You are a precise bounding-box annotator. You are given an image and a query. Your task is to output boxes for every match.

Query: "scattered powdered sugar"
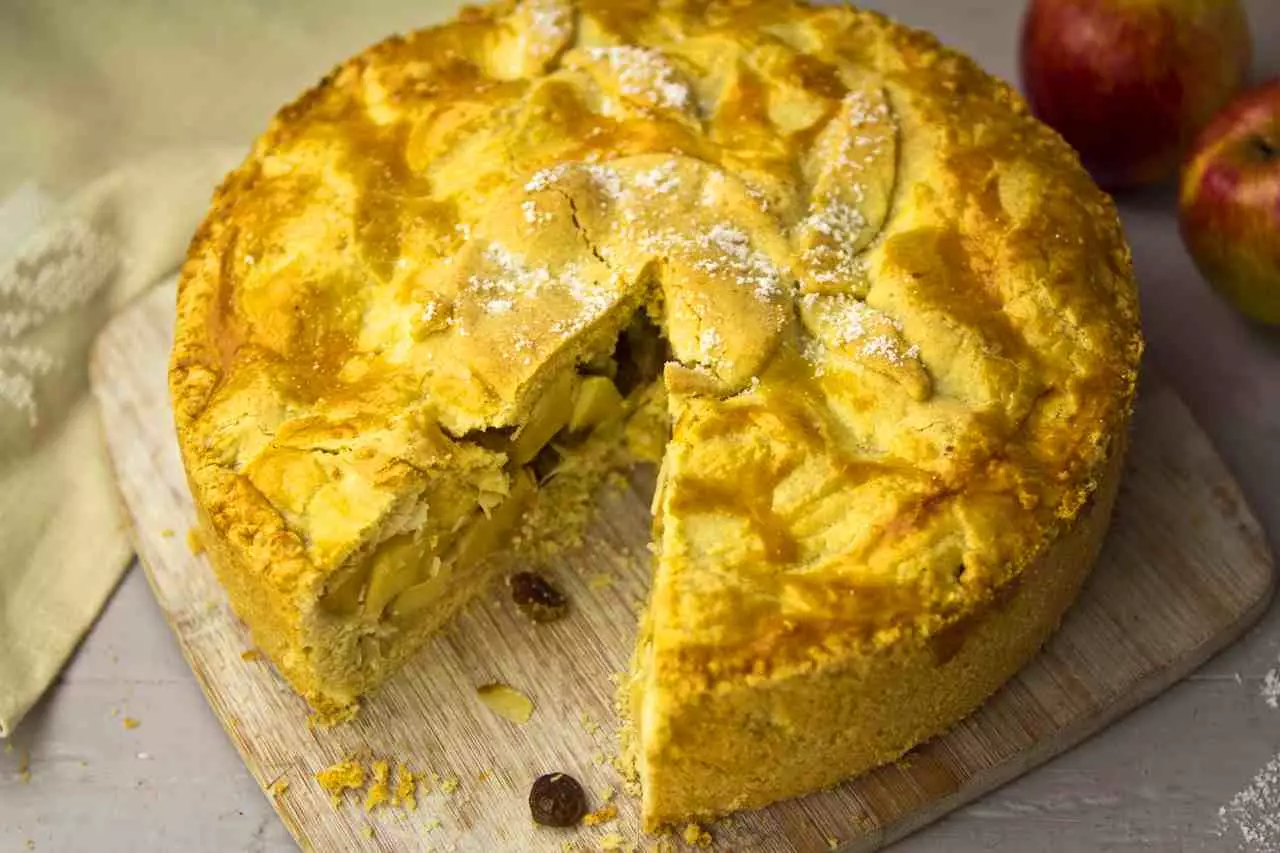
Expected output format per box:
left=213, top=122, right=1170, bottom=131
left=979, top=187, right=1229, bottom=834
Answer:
left=800, top=292, right=918, bottom=367
left=802, top=199, right=867, bottom=248
left=521, top=199, right=550, bottom=224
left=585, top=46, right=690, bottom=111
left=525, top=162, right=624, bottom=200
left=461, top=241, right=620, bottom=339
left=632, top=160, right=681, bottom=195
left=807, top=292, right=869, bottom=346
left=521, top=0, right=570, bottom=43
left=1220, top=753, right=1280, bottom=850
left=841, top=89, right=891, bottom=132
left=1263, top=668, right=1280, bottom=710
left=692, top=224, right=783, bottom=301
left=697, top=325, right=722, bottom=361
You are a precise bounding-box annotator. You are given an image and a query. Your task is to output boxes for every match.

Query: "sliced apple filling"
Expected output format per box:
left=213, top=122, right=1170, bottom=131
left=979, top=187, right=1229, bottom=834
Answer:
left=305, top=312, right=669, bottom=704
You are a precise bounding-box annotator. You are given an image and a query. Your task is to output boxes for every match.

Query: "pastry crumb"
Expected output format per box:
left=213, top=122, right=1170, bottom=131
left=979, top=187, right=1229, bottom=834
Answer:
left=441, top=775, right=460, bottom=795
left=682, top=823, right=712, bottom=848
left=17, top=748, right=30, bottom=784
left=160, top=528, right=175, bottom=538
left=315, top=757, right=365, bottom=806
left=477, top=683, right=535, bottom=723
left=364, top=760, right=391, bottom=811
left=268, top=777, right=290, bottom=798
left=598, top=831, right=631, bottom=851
left=587, top=573, right=615, bottom=591
left=240, top=649, right=262, bottom=662
left=596, top=784, right=615, bottom=803
left=361, top=825, right=374, bottom=839
left=424, top=818, right=442, bottom=831
left=186, top=528, right=205, bottom=555
left=122, top=716, right=141, bottom=730
left=394, top=763, right=418, bottom=810
left=826, top=836, right=841, bottom=850
left=581, top=714, right=602, bottom=737
left=582, top=803, right=618, bottom=826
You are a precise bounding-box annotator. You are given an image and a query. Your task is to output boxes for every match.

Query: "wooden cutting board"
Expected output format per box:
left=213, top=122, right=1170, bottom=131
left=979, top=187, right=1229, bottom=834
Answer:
left=90, top=281, right=1274, bottom=853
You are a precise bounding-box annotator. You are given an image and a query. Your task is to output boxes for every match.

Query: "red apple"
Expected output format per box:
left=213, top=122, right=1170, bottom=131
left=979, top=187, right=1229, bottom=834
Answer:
left=1020, top=0, right=1251, bottom=190
left=1179, top=80, right=1280, bottom=325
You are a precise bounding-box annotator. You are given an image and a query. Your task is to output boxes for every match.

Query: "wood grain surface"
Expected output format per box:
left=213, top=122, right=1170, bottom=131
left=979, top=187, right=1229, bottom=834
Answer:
left=89, top=281, right=1274, bottom=853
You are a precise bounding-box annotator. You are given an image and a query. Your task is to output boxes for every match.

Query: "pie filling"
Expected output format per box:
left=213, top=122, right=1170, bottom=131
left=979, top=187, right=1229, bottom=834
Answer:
left=306, top=308, right=672, bottom=701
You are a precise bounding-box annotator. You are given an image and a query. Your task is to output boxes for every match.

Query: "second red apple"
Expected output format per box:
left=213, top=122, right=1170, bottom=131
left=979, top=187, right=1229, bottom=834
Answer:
left=1020, top=0, right=1251, bottom=190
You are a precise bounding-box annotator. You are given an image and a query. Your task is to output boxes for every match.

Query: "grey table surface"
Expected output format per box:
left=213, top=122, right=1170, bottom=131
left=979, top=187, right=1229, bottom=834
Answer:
left=2, top=1, right=1279, bottom=851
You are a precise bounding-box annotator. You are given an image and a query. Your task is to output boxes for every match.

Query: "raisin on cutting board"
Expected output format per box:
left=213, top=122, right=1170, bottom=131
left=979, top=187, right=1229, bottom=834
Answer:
left=509, top=571, right=569, bottom=623
left=529, top=772, right=587, bottom=827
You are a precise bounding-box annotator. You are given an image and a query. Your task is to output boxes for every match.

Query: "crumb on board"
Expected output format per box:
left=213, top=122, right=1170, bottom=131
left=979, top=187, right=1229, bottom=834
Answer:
left=598, top=831, right=632, bottom=851
left=682, top=823, right=712, bottom=848
left=478, top=769, right=492, bottom=783
left=583, top=803, right=618, bottom=826
left=596, top=784, right=616, bottom=803
left=361, top=825, right=374, bottom=839
left=424, top=818, right=442, bottom=831
left=581, top=714, right=603, bottom=737
left=160, top=529, right=175, bottom=538
left=240, top=649, right=262, bottom=662
left=476, top=682, right=535, bottom=723
left=17, top=748, right=31, bottom=784
left=441, top=775, right=460, bottom=795
left=186, top=528, right=205, bottom=555
left=268, top=778, right=290, bottom=798
left=827, top=837, right=841, bottom=850
left=315, top=757, right=366, bottom=806
left=394, top=763, right=418, bottom=810
left=592, top=752, right=608, bottom=766
left=122, top=717, right=140, bottom=730
left=364, top=760, right=391, bottom=812
left=587, top=573, right=615, bottom=591
left=25, top=840, right=34, bottom=850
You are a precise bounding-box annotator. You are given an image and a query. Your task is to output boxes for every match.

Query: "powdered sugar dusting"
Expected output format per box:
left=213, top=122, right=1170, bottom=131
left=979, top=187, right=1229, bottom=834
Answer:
left=586, top=46, right=690, bottom=111
left=1220, top=752, right=1280, bottom=850
left=1263, top=668, right=1280, bottom=710
left=691, top=224, right=783, bottom=301
left=525, top=162, right=624, bottom=200
left=522, top=0, right=570, bottom=43
left=800, top=292, right=918, bottom=367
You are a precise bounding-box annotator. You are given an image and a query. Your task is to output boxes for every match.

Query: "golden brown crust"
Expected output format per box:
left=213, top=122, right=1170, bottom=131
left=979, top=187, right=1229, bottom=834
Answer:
left=170, top=0, right=1141, bottom=824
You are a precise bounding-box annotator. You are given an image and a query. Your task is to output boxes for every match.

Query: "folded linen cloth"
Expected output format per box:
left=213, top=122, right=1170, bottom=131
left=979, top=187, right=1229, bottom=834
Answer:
left=0, top=146, right=242, bottom=735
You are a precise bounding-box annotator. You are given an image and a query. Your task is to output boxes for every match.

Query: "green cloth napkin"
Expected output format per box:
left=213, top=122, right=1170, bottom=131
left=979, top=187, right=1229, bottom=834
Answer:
left=0, top=146, right=241, bottom=735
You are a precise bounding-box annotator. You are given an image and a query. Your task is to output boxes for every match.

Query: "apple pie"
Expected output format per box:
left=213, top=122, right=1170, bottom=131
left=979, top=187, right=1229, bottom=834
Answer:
left=170, top=0, right=1142, bottom=829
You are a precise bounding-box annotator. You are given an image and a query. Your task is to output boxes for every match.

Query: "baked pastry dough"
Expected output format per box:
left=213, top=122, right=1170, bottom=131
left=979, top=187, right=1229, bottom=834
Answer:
left=170, top=0, right=1141, bottom=828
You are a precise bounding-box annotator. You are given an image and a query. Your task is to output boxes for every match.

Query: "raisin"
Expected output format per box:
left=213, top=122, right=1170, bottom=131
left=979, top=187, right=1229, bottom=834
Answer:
left=529, top=772, right=587, bottom=827
left=509, top=572, right=569, bottom=623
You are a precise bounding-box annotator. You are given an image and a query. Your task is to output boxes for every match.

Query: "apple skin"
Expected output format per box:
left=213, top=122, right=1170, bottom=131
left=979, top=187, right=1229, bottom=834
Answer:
left=1179, top=80, right=1280, bottom=325
left=1020, top=0, right=1251, bottom=190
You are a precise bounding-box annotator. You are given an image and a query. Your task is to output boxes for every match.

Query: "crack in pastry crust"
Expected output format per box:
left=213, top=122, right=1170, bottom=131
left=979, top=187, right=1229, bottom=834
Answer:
left=170, top=0, right=1142, bottom=827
